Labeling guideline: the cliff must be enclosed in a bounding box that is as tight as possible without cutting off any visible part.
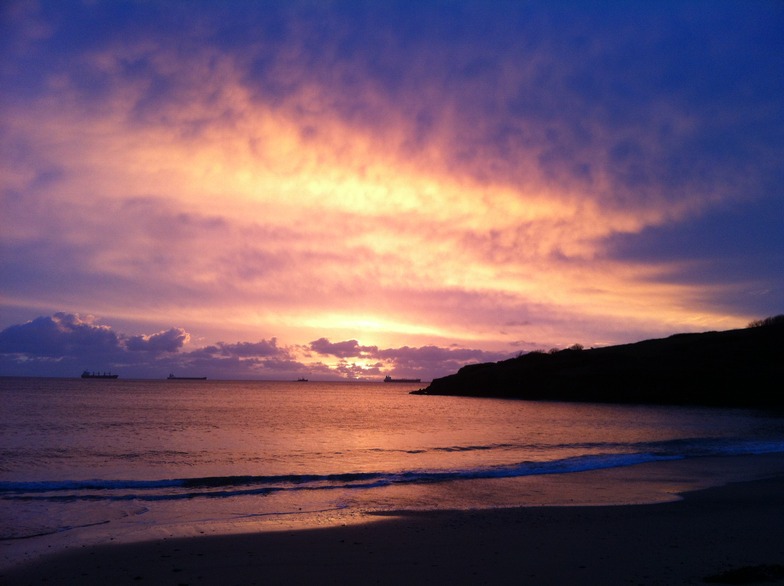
[414,319,784,407]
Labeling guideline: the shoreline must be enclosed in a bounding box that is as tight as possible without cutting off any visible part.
[4,461,784,585]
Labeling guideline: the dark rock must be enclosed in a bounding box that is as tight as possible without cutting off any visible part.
[704,564,784,584]
[414,318,784,408]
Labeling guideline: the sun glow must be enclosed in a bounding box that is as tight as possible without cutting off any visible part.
[8,76,741,346]
[302,314,447,340]
[2,10,769,371]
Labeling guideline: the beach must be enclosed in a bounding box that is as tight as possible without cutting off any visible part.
[4,468,784,585]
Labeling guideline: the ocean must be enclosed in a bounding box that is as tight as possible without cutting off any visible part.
[2,377,784,568]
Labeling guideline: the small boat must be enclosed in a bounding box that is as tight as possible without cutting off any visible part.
[82,371,119,379]
[167,374,207,380]
[383,375,421,383]
[296,378,309,382]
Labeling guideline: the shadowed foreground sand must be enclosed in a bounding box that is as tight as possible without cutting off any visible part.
[3,476,784,585]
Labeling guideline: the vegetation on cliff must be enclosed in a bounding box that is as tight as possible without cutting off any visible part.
[414,316,784,407]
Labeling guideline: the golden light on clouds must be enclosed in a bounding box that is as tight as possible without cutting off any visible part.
[3,79,748,344]
[3,1,781,379]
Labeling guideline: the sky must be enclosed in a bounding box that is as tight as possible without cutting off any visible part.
[1,0,783,381]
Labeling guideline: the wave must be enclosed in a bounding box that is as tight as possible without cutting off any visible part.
[3,436,782,502]
[0,453,669,502]
[357,437,784,459]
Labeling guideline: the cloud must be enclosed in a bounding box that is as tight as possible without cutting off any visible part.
[376,344,504,366]
[0,314,196,378]
[0,314,295,377]
[1,2,782,360]
[124,328,189,354]
[193,339,289,360]
[0,313,120,357]
[309,337,513,378]
[0,314,513,380]
[309,338,378,359]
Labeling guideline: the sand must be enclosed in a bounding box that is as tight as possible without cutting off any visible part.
[3,473,784,586]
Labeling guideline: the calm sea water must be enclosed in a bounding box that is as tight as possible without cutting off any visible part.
[2,377,784,566]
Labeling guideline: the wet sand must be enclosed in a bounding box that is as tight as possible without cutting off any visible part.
[3,473,784,585]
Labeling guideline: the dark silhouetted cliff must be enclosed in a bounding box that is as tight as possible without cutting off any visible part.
[414,318,784,407]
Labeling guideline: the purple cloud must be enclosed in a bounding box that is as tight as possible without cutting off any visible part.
[191,339,288,359]
[124,328,189,354]
[0,315,514,381]
[376,345,513,379]
[0,313,120,357]
[309,337,513,379]
[377,345,506,366]
[309,338,378,359]
[219,339,286,358]
[0,313,190,376]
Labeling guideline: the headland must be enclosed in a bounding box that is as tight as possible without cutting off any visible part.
[415,316,784,407]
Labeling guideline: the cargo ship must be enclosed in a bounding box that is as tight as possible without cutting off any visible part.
[81,371,119,379]
[383,375,421,383]
[167,374,207,380]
